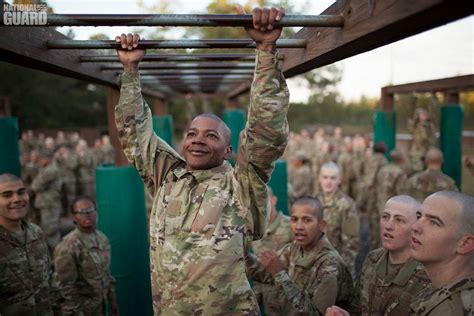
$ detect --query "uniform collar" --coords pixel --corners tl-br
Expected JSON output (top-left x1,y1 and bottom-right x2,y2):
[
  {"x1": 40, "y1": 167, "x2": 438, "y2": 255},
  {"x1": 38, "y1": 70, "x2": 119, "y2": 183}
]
[
  {"x1": 375, "y1": 249, "x2": 422, "y2": 286},
  {"x1": 293, "y1": 234, "x2": 337, "y2": 268},
  {"x1": 173, "y1": 161, "x2": 232, "y2": 183}
]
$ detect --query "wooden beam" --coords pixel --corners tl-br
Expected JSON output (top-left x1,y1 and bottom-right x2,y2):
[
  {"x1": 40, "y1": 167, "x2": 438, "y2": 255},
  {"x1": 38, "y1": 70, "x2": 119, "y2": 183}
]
[
  {"x1": 280, "y1": 0, "x2": 473, "y2": 78},
  {"x1": 0, "y1": 26, "x2": 164, "y2": 99},
  {"x1": 380, "y1": 87, "x2": 395, "y2": 111},
  {"x1": 383, "y1": 74, "x2": 474, "y2": 94}
]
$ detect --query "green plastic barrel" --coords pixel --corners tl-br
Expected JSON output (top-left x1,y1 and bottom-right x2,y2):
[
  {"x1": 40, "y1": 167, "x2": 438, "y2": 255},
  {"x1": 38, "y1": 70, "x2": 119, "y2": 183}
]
[
  {"x1": 96, "y1": 166, "x2": 152, "y2": 316},
  {"x1": 440, "y1": 105, "x2": 463, "y2": 188},
  {"x1": 0, "y1": 117, "x2": 21, "y2": 176},
  {"x1": 223, "y1": 109, "x2": 246, "y2": 154},
  {"x1": 373, "y1": 111, "x2": 396, "y2": 160},
  {"x1": 268, "y1": 159, "x2": 289, "y2": 215},
  {"x1": 152, "y1": 115, "x2": 173, "y2": 147}
]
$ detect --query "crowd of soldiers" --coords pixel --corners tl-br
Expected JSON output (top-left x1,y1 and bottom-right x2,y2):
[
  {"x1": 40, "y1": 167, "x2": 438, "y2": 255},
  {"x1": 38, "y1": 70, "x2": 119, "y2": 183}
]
[{"x1": 1, "y1": 7, "x2": 473, "y2": 316}]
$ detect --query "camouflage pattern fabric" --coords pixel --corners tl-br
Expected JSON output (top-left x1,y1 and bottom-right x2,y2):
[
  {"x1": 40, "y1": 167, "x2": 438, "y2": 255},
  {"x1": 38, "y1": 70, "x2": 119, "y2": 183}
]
[
  {"x1": 337, "y1": 151, "x2": 354, "y2": 196},
  {"x1": 410, "y1": 276, "x2": 473, "y2": 316},
  {"x1": 0, "y1": 221, "x2": 56, "y2": 315},
  {"x1": 316, "y1": 190, "x2": 360, "y2": 276},
  {"x1": 77, "y1": 150, "x2": 96, "y2": 199},
  {"x1": 288, "y1": 164, "x2": 313, "y2": 202},
  {"x1": 353, "y1": 248, "x2": 431, "y2": 316},
  {"x1": 57, "y1": 152, "x2": 78, "y2": 210},
  {"x1": 115, "y1": 49, "x2": 289, "y2": 315},
  {"x1": 247, "y1": 234, "x2": 354, "y2": 316},
  {"x1": 408, "y1": 119, "x2": 436, "y2": 174},
  {"x1": 54, "y1": 228, "x2": 116, "y2": 316},
  {"x1": 30, "y1": 160, "x2": 63, "y2": 250},
  {"x1": 406, "y1": 169, "x2": 458, "y2": 202}
]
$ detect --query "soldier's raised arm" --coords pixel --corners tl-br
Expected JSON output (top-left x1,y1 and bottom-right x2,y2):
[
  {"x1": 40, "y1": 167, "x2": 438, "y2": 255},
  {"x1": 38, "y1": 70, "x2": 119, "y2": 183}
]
[
  {"x1": 114, "y1": 34, "x2": 184, "y2": 194},
  {"x1": 233, "y1": 6, "x2": 290, "y2": 239}
]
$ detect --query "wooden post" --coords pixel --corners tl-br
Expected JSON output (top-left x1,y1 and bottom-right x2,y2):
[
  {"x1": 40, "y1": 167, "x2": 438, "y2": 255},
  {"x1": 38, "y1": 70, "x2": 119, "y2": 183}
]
[
  {"x1": 380, "y1": 87, "x2": 394, "y2": 111},
  {"x1": 444, "y1": 90, "x2": 460, "y2": 104},
  {"x1": 153, "y1": 99, "x2": 168, "y2": 116},
  {"x1": 106, "y1": 87, "x2": 128, "y2": 166},
  {"x1": 225, "y1": 98, "x2": 239, "y2": 109}
]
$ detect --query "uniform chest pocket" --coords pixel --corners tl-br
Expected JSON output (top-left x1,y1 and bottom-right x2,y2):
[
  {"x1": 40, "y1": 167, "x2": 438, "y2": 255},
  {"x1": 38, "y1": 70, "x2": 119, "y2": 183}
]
[{"x1": 189, "y1": 185, "x2": 230, "y2": 239}]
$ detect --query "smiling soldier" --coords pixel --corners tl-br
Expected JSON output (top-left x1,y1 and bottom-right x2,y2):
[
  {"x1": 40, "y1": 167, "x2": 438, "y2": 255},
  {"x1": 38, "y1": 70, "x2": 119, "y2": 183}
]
[{"x1": 114, "y1": 6, "x2": 290, "y2": 315}]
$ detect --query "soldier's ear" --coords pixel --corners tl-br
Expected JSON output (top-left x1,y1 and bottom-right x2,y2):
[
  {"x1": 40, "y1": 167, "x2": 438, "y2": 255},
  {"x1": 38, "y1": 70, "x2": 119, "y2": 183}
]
[
  {"x1": 223, "y1": 146, "x2": 232, "y2": 160},
  {"x1": 456, "y1": 235, "x2": 474, "y2": 255}
]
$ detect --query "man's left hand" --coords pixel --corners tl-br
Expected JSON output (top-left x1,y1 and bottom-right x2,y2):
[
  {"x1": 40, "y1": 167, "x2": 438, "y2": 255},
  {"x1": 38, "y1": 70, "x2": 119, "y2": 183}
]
[{"x1": 259, "y1": 250, "x2": 285, "y2": 275}]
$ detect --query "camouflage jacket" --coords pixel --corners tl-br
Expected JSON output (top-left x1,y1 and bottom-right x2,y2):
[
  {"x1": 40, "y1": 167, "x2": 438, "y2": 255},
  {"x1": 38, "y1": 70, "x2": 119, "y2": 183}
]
[
  {"x1": 57, "y1": 152, "x2": 78, "y2": 184},
  {"x1": 288, "y1": 164, "x2": 313, "y2": 201},
  {"x1": 77, "y1": 150, "x2": 95, "y2": 183},
  {"x1": 358, "y1": 153, "x2": 387, "y2": 209},
  {"x1": 315, "y1": 190, "x2": 360, "y2": 275},
  {"x1": 375, "y1": 163, "x2": 407, "y2": 213},
  {"x1": 248, "y1": 235, "x2": 354, "y2": 316},
  {"x1": 408, "y1": 119, "x2": 436, "y2": 157},
  {"x1": 0, "y1": 221, "x2": 56, "y2": 315},
  {"x1": 410, "y1": 275, "x2": 473, "y2": 315},
  {"x1": 251, "y1": 211, "x2": 292, "y2": 255},
  {"x1": 54, "y1": 228, "x2": 115, "y2": 316},
  {"x1": 30, "y1": 160, "x2": 62, "y2": 209},
  {"x1": 353, "y1": 248, "x2": 431, "y2": 316},
  {"x1": 406, "y1": 169, "x2": 458, "y2": 201},
  {"x1": 337, "y1": 151, "x2": 354, "y2": 195},
  {"x1": 115, "y1": 49, "x2": 289, "y2": 315}
]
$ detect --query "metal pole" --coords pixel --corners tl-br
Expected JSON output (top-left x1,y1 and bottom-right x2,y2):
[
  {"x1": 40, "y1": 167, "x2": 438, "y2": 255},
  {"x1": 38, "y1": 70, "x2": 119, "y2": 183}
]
[
  {"x1": 44, "y1": 14, "x2": 344, "y2": 27},
  {"x1": 47, "y1": 39, "x2": 306, "y2": 49},
  {"x1": 101, "y1": 62, "x2": 255, "y2": 70},
  {"x1": 80, "y1": 53, "x2": 284, "y2": 63},
  {"x1": 121, "y1": 69, "x2": 254, "y2": 75},
  {"x1": 139, "y1": 75, "x2": 252, "y2": 80}
]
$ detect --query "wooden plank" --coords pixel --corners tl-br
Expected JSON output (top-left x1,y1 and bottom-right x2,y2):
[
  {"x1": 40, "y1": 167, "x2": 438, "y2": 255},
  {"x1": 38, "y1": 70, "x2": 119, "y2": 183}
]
[
  {"x1": 0, "y1": 26, "x2": 164, "y2": 99},
  {"x1": 383, "y1": 74, "x2": 474, "y2": 94},
  {"x1": 280, "y1": 0, "x2": 472, "y2": 78}
]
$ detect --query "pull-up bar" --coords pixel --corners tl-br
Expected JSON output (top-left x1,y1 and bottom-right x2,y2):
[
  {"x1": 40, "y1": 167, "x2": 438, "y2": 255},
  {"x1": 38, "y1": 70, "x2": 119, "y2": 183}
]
[
  {"x1": 44, "y1": 14, "x2": 344, "y2": 27},
  {"x1": 126, "y1": 69, "x2": 254, "y2": 75},
  {"x1": 101, "y1": 62, "x2": 255, "y2": 70},
  {"x1": 80, "y1": 53, "x2": 284, "y2": 63},
  {"x1": 47, "y1": 39, "x2": 306, "y2": 49},
  {"x1": 139, "y1": 75, "x2": 252, "y2": 80}
]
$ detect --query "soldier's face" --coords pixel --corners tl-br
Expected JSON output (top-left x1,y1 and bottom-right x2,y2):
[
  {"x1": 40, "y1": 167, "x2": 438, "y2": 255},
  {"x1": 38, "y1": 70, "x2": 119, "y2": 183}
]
[
  {"x1": 73, "y1": 199, "x2": 97, "y2": 231},
  {"x1": 290, "y1": 204, "x2": 324, "y2": 251},
  {"x1": 183, "y1": 116, "x2": 232, "y2": 171},
  {"x1": 411, "y1": 195, "x2": 464, "y2": 265},
  {"x1": 0, "y1": 181, "x2": 29, "y2": 224},
  {"x1": 319, "y1": 167, "x2": 340, "y2": 194},
  {"x1": 380, "y1": 200, "x2": 416, "y2": 252}
]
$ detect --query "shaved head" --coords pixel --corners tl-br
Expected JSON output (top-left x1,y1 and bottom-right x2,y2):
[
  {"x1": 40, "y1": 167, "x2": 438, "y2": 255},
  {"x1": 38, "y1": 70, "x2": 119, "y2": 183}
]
[
  {"x1": 425, "y1": 147, "x2": 443, "y2": 165},
  {"x1": 386, "y1": 195, "x2": 421, "y2": 216},
  {"x1": 292, "y1": 197, "x2": 324, "y2": 221},
  {"x1": 0, "y1": 173, "x2": 21, "y2": 184},
  {"x1": 193, "y1": 113, "x2": 231, "y2": 146},
  {"x1": 431, "y1": 191, "x2": 474, "y2": 235}
]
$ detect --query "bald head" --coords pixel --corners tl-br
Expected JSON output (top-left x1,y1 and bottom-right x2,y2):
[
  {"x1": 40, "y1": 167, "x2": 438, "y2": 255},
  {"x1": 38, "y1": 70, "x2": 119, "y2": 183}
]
[
  {"x1": 430, "y1": 191, "x2": 474, "y2": 235},
  {"x1": 292, "y1": 197, "x2": 324, "y2": 221},
  {"x1": 193, "y1": 113, "x2": 231, "y2": 146},
  {"x1": 386, "y1": 195, "x2": 421, "y2": 218},
  {"x1": 425, "y1": 148, "x2": 443, "y2": 166},
  {"x1": 0, "y1": 173, "x2": 21, "y2": 184}
]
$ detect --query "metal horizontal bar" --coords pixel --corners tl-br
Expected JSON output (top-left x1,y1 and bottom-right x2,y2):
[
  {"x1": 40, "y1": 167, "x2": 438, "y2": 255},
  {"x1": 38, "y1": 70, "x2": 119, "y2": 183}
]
[
  {"x1": 139, "y1": 75, "x2": 252, "y2": 79},
  {"x1": 141, "y1": 79, "x2": 249, "y2": 83},
  {"x1": 101, "y1": 62, "x2": 255, "y2": 70},
  {"x1": 44, "y1": 14, "x2": 344, "y2": 27},
  {"x1": 80, "y1": 53, "x2": 284, "y2": 63},
  {"x1": 125, "y1": 69, "x2": 254, "y2": 75},
  {"x1": 47, "y1": 39, "x2": 306, "y2": 49}
]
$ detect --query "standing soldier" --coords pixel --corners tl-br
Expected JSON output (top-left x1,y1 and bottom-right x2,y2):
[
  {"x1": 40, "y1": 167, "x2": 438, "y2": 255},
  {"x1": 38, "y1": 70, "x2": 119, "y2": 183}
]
[
  {"x1": 56, "y1": 145, "x2": 78, "y2": 212},
  {"x1": 76, "y1": 139, "x2": 96, "y2": 199},
  {"x1": 251, "y1": 187, "x2": 292, "y2": 314},
  {"x1": 100, "y1": 135, "x2": 115, "y2": 166},
  {"x1": 315, "y1": 162, "x2": 360, "y2": 276},
  {"x1": 54, "y1": 196, "x2": 119, "y2": 315},
  {"x1": 406, "y1": 147, "x2": 457, "y2": 201},
  {"x1": 0, "y1": 173, "x2": 60, "y2": 315},
  {"x1": 30, "y1": 148, "x2": 62, "y2": 251},
  {"x1": 337, "y1": 138, "x2": 355, "y2": 196},
  {"x1": 408, "y1": 105, "x2": 436, "y2": 175},
  {"x1": 247, "y1": 197, "x2": 354, "y2": 315},
  {"x1": 288, "y1": 151, "x2": 313, "y2": 203},
  {"x1": 114, "y1": 6, "x2": 289, "y2": 314}
]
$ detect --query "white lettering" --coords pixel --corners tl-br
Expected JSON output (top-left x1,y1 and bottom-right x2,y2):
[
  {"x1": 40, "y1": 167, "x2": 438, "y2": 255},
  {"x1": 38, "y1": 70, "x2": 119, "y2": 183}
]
[{"x1": 3, "y1": 12, "x2": 12, "y2": 25}]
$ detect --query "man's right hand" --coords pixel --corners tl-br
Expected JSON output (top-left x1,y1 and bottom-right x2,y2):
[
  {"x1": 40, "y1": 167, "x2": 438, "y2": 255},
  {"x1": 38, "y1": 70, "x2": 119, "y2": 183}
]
[{"x1": 115, "y1": 33, "x2": 145, "y2": 73}]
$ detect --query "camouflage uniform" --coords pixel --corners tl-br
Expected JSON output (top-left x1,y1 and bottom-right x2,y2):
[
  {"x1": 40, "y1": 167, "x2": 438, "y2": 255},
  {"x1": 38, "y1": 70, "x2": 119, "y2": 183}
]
[
  {"x1": 408, "y1": 119, "x2": 436, "y2": 174},
  {"x1": 406, "y1": 169, "x2": 458, "y2": 202},
  {"x1": 57, "y1": 151, "x2": 78, "y2": 210},
  {"x1": 337, "y1": 150, "x2": 354, "y2": 196},
  {"x1": 350, "y1": 149, "x2": 365, "y2": 200},
  {"x1": 288, "y1": 163, "x2": 313, "y2": 202},
  {"x1": 77, "y1": 149, "x2": 96, "y2": 199},
  {"x1": 30, "y1": 160, "x2": 63, "y2": 250},
  {"x1": 352, "y1": 248, "x2": 431, "y2": 315},
  {"x1": 315, "y1": 190, "x2": 360, "y2": 276},
  {"x1": 99, "y1": 143, "x2": 115, "y2": 166},
  {"x1": 358, "y1": 152, "x2": 387, "y2": 250},
  {"x1": 115, "y1": 50, "x2": 289, "y2": 315},
  {"x1": 410, "y1": 276, "x2": 473, "y2": 315},
  {"x1": 54, "y1": 228, "x2": 116, "y2": 316},
  {"x1": 0, "y1": 221, "x2": 57, "y2": 315},
  {"x1": 247, "y1": 234, "x2": 354, "y2": 315},
  {"x1": 251, "y1": 211, "x2": 292, "y2": 313}
]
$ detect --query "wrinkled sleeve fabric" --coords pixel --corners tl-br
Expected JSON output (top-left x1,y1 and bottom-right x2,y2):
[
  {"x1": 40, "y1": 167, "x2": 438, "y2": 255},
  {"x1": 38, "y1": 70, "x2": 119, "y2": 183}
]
[
  {"x1": 54, "y1": 245, "x2": 81, "y2": 315},
  {"x1": 234, "y1": 50, "x2": 290, "y2": 240},
  {"x1": 115, "y1": 71, "x2": 185, "y2": 194}
]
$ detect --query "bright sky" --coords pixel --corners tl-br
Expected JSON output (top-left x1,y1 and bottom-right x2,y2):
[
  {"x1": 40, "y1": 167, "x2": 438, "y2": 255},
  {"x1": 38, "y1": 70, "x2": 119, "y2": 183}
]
[{"x1": 46, "y1": 0, "x2": 474, "y2": 103}]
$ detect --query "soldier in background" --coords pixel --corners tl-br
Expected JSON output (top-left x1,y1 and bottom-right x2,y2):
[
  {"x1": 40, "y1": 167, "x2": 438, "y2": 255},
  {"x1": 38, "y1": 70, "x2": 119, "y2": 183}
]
[
  {"x1": 56, "y1": 145, "x2": 78, "y2": 212},
  {"x1": 30, "y1": 148, "x2": 62, "y2": 251},
  {"x1": 251, "y1": 187, "x2": 292, "y2": 315},
  {"x1": 406, "y1": 147, "x2": 457, "y2": 201},
  {"x1": 100, "y1": 135, "x2": 115, "y2": 166},
  {"x1": 247, "y1": 197, "x2": 354, "y2": 315},
  {"x1": 407, "y1": 104, "x2": 436, "y2": 175},
  {"x1": 76, "y1": 139, "x2": 96, "y2": 199},
  {"x1": 410, "y1": 191, "x2": 473, "y2": 315},
  {"x1": 54, "y1": 196, "x2": 119, "y2": 316},
  {"x1": 315, "y1": 162, "x2": 360, "y2": 276},
  {"x1": 337, "y1": 137, "x2": 355, "y2": 196},
  {"x1": 0, "y1": 173, "x2": 60, "y2": 315},
  {"x1": 288, "y1": 151, "x2": 313, "y2": 203}
]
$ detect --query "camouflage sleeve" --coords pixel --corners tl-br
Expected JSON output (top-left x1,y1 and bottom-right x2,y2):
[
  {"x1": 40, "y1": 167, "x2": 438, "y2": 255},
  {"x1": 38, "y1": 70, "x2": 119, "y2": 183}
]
[
  {"x1": 54, "y1": 244, "x2": 81, "y2": 315},
  {"x1": 30, "y1": 166, "x2": 56, "y2": 193},
  {"x1": 395, "y1": 172, "x2": 408, "y2": 195},
  {"x1": 234, "y1": 50, "x2": 290, "y2": 240},
  {"x1": 115, "y1": 71, "x2": 185, "y2": 193},
  {"x1": 341, "y1": 201, "x2": 360, "y2": 272},
  {"x1": 245, "y1": 253, "x2": 273, "y2": 284}
]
